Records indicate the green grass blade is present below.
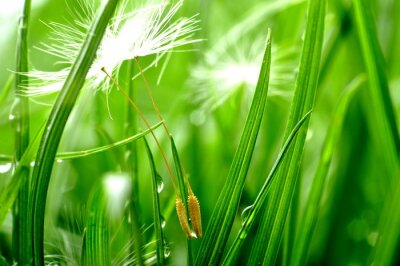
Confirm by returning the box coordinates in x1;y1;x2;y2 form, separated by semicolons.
195;29;272;265
143;138;166;265
352;1;400;264
56;122;162;160
222;110;312;265
123;60;144;266
290;76;365;266
352;0;399;181
0;123;44;227
170;136;193;266
12;0;31;264
0;75;13;108
253;1;325;264
371;165;400;265
84;182;111;266
28;1;120;264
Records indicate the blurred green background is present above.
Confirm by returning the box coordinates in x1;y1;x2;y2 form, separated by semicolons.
1;0;399;265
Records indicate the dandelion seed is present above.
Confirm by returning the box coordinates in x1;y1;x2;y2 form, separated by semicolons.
21;0;200;96
188;2;297;114
189;37;296;112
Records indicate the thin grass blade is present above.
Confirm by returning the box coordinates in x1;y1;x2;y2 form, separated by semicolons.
12;0;31;263
195;29;272;265
56;122;162;160
143;138;166;265
170;136;193;265
84;182;111;266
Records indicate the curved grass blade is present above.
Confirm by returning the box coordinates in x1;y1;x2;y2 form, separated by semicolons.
195;29;272;265
222;110;312;265
143;138;166;265
56;122;162;160
28;1;121;264
12;0;31;263
84;182;111;266
170;136;193;265
290;76;365;266
252;1;325;264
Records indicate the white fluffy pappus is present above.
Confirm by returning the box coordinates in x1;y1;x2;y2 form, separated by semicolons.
21;0;200;96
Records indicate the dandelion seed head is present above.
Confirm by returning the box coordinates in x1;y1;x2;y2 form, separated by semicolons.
22;0;200;96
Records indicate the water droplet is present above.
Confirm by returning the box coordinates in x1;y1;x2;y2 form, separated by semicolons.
56;159;63;163
30;161;35;167
0;163;13;174
241;205;253;224
156;173;164;193
160;215;166;228
163;239;171;258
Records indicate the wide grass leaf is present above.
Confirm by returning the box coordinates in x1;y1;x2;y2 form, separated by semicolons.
28;0;121;264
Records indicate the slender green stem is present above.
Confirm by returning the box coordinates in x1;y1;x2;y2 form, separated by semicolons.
124;60;144;266
12;0;31;264
29;1;120;264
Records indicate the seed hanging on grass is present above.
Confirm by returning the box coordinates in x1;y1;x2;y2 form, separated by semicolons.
176;197;193;239
102;67;199;240
188;188;202;238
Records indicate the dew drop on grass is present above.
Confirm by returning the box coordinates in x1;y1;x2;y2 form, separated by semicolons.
0;163;12;174
161;215;166;228
241;205;253;224
163;239;171;258
156;173;164;193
